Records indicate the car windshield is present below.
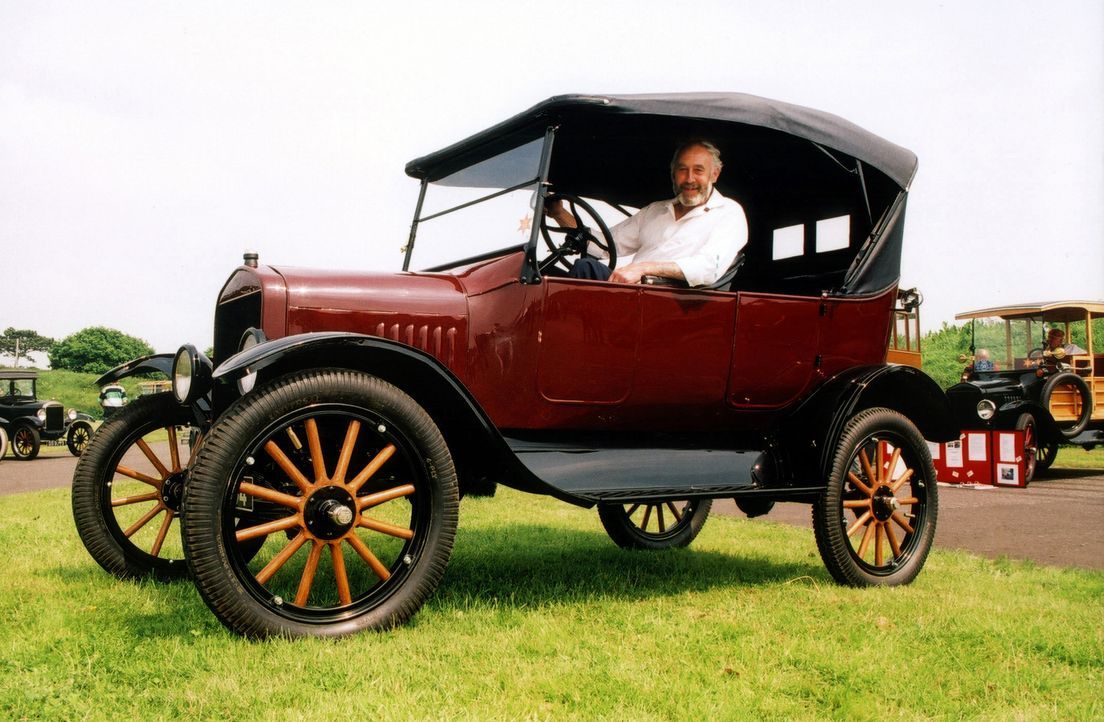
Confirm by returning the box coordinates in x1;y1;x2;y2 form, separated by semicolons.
406;135;633;272
4;379;35;398
970;312;1097;370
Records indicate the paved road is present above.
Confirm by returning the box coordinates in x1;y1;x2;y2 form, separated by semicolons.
2;451;1102;571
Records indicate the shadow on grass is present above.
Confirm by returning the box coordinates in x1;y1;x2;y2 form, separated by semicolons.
43;522;825;637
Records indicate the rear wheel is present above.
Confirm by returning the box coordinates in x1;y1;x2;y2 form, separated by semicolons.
184;369;458;638
1015;413;1038;484
598;499;712;550
71;393;196;580
813;408;937;587
1036;441;1059;472
11;424;40;460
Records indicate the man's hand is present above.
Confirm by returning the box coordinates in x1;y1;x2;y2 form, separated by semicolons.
610;260;684;284
543;199;576;228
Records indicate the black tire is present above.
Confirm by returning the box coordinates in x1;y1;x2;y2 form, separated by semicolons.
1036;441;1059;472
71;393;196;581
67;421;94;457
183;369;459;639
1041;372;1092;439
0;426;7;461
598;499;712;550
1015;413;1038;485
813;408;938;587
11;423;40;460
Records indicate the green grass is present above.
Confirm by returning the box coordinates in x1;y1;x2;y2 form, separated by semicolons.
1;487;1101;720
1056;445;1104;469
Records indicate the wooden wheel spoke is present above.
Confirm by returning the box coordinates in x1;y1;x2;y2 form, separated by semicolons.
666;502;683;523
859;449;877;491
239;481;302;510
305;419;328;484
846;510;872;537
135;438;171;479
891;511;914;535
265;440;313;494
641;504;653;531
356;483;415;511
116;464;163;488
295;540;325;606
255;532;307;585
150;510;174;557
236;513;302;542
333;420;361;484
348;444;397;494
167;426;181;473
347;534;391;581
842;499;871;509
890;469;915;493
897;496;919;506
847;471;874;497
656;505;666;533
885;521;902;558
625;504;640;518
331;542;352;606
111;491;161;507
874;523;885;566
186;431;203;467
856;519;876;558
359;515;414;540
884;448;901;486
123;503;164;538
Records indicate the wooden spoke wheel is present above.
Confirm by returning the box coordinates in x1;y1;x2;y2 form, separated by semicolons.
813;408;937;587
72;393;198;580
184;370;458;638
11;423;40;460
1015;413;1038;484
67;421;94;457
598;498;712;550
1036;441;1059;473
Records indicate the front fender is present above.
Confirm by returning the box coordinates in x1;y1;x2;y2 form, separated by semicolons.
212;332;567;502
96;354;175;385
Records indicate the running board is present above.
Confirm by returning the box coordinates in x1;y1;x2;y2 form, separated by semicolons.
505;438;763;503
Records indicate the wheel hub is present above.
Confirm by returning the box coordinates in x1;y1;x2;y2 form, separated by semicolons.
871;485;899;522
304;486;357;540
161;471;187;512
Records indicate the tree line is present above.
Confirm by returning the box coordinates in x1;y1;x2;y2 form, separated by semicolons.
0;327;154;373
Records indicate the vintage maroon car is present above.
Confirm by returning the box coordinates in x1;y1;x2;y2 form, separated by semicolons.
73;94;956;638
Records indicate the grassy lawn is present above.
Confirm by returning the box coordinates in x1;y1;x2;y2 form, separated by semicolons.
1;486;1100;720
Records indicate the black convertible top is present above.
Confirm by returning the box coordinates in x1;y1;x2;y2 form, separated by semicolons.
406;93;917;191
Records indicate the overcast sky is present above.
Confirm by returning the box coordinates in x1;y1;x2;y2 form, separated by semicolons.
2;1;1102;357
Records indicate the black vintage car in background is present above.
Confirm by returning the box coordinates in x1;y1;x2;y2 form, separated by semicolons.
946;301;1102;483
0;371;95;459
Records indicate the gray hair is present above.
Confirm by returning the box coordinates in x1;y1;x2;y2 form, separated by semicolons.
670;140;723;173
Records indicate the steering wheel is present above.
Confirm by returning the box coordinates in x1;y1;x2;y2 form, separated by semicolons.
538;192;617;274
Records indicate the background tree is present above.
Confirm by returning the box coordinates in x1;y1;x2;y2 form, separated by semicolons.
49;327;155;374
919;322;973;389
0;327;56;368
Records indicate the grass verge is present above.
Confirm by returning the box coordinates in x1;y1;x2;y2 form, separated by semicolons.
1;486;1101;720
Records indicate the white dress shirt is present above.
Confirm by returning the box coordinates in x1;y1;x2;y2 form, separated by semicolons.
602;189;748;287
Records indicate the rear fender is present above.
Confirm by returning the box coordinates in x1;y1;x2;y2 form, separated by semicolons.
778;364;958;484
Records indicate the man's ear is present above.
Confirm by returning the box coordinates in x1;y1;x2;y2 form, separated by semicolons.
710;165;721;183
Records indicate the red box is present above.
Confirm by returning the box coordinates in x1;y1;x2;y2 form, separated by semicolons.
930;431;993;485
990;430;1027;487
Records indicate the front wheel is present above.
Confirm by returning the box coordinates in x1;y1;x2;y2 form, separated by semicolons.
184;369;459;638
67;421;94;457
813;408;938;587
71;393;198;580
11;424;40;460
1015;413;1038;484
1036;441;1059;472
597;499;712;550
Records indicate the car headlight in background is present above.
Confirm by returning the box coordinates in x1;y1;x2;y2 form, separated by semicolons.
67;409;77;421
36;409;46;422
976;399;997;421
172;344;213;404
236;328;267;395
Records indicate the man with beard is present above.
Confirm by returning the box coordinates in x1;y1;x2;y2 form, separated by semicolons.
544;140;747;286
